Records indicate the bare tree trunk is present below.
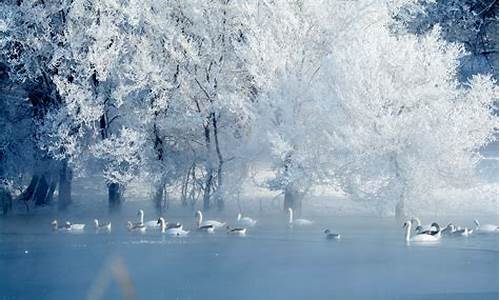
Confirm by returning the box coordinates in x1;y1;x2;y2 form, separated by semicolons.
58;160;72;211
215;165;224;211
0;150;11;215
1;186;12;215
395;197;405;221
203;169;213;211
46;179;57;204
283;183;304;214
108;182;123;212
212;113;224;211
393;155;406;220
34;175;50;206
17;175;39;203
181;170;189;207
202;115;213;211
153;177;168;213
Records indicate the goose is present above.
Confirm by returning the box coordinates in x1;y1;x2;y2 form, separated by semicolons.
195;210;226;229
127;221;146;232
237;213;257;227
226;225;247;236
474;219;499;234
403;221;440;243
288;208;313;226
323;229;341;240
157;217;189;236
137;209;159;229
51;220;71;231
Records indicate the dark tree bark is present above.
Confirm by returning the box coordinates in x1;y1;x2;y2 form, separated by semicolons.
202;115;213;211
283;183;304;214
108;182;123;212
153;184;164;212
153;178;168;213
33;177;47;205
17;175;39;203
181;169;189;207
58;160;72;211
202;169;213;211
211;112;224;211
1;186;12;215
45;179;57;204
34;175;50;206
33;175;57;206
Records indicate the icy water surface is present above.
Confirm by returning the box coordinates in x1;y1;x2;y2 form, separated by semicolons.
0;214;497;300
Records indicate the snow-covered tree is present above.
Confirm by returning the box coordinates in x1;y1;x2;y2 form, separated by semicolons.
46;0;256;212
239;0;339;213
321;4;498;217
0;0;74;211
392;0;498;80
244;0;497;215
0;0;496;217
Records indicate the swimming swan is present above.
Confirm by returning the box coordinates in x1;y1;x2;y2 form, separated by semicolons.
51;220;71;231
410;217;434;234
474;219;499;234
442;224;472;237
417;222;442;238
237;213;257;227
127;221;146;232
288;208;313;226
51;220;85;232
93;219;111;232
226;226;247;236
195;211;226;229
403;221;440;243
197;224;215;233
324;229;341;240
157;217;189;236
137;209;159;229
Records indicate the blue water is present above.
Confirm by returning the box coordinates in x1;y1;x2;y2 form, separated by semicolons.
0;214;497;300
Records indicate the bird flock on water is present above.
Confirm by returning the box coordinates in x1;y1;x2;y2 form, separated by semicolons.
51;209;498;243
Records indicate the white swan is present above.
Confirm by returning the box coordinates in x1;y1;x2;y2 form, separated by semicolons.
51;220;85;231
416;222;442;238
127;221;146;232
226;226;247;236
442;224;473;237
137;209;159;229
403;221;440;243
195;210;226;229
474;219;499;234
157;217;189;236
411;217;433;234
51;220;71;231
324;229;341;240
237;213;257;227
288;208;313;226
197;224;215;233
93;219;111;232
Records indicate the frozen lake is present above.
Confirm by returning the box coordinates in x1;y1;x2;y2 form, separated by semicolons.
0;213;497;300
